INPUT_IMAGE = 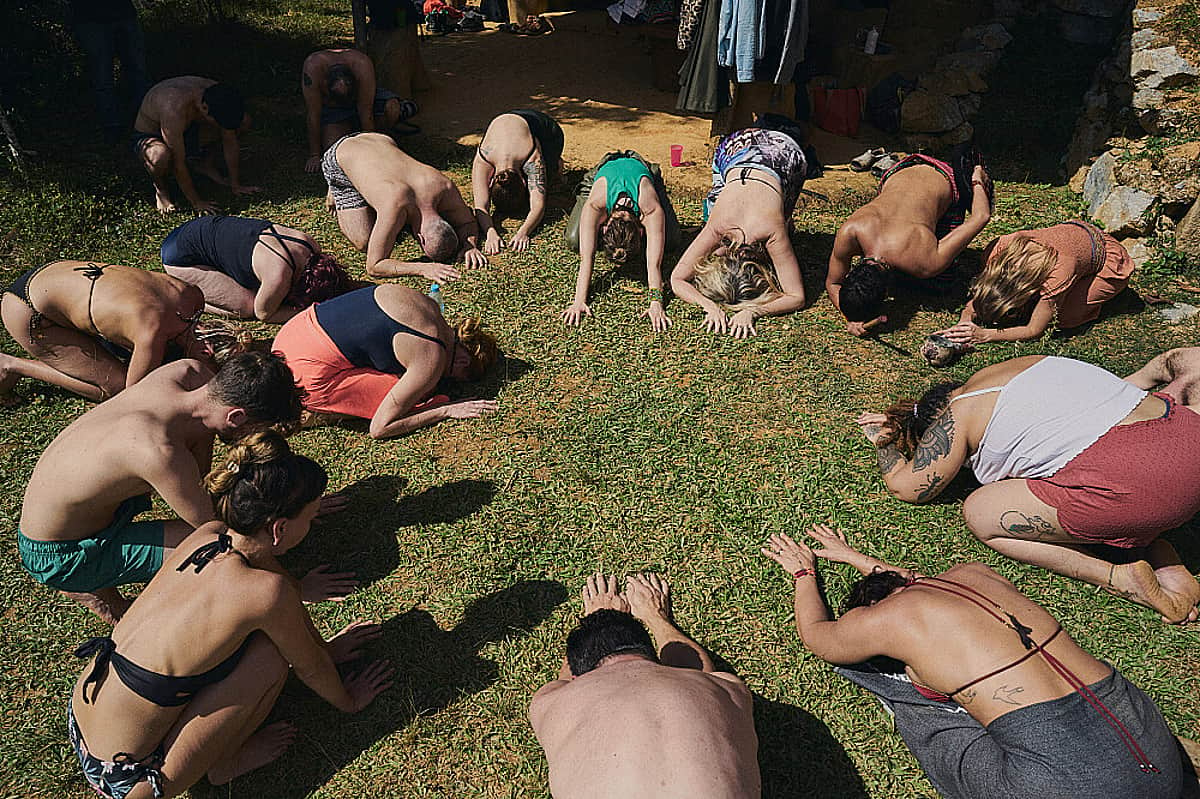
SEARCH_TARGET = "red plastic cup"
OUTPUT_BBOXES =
[670,145,684,167]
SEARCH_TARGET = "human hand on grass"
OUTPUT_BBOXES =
[643,301,671,332]
[944,322,990,346]
[420,263,461,283]
[703,306,728,334]
[509,231,531,252]
[305,155,322,173]
[729,309,757,338]
[804,524,859,565]
[761,533,816,576]
[562,302,591,326]
[344,660,394,711]
[483,228,503,256]
[463,248,488,269]
[300,565,359,603]
[443,399,498,420]
[856,412,895,446]
[327,621,382,663]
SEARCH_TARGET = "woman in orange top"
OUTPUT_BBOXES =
[939,221,1135,346]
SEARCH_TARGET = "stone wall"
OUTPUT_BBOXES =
[1071,0,1200,262]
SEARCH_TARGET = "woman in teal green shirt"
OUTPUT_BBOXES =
[562,151,681,332]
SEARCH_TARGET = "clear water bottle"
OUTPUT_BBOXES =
[429,282,444,313]
[864,26,880,55]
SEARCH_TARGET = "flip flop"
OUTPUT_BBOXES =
[870,154,900,178]
[397,99,419,121]
[850,147,886,172]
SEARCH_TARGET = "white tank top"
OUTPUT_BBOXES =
[955,357,1147,484]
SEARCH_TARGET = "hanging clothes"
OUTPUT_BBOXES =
[717,0,766,83]
[755,0,809,84]
[676,0,729,113]
[677,0,704,49]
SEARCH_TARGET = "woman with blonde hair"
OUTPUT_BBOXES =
[67,430,390,799]
[271,283,500,439]
[938,221,1135,347]
[670,126,809,338]
[561,151,681,331]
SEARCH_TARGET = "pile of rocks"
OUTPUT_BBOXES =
[899,21,1014,152]
[1071,1,1200,261]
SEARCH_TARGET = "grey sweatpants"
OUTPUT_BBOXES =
[836,662,1182,799]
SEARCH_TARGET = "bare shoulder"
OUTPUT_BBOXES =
[705,670,752,698]
[529,679,572,725]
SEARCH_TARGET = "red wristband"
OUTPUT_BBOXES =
[792,568,814,580]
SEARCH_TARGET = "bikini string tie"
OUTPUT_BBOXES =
[176,532,233,574]
[74,636,117,704]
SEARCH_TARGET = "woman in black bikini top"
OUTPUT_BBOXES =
[0,259,231,404]
[760,525,1184,798]
[67,431,392,799]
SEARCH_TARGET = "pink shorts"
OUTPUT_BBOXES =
[272,305,399,420]
[1028,395,1200,548]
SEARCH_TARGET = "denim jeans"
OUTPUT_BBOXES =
[73,15,149,132]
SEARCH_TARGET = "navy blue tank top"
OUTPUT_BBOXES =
[314,286,444,374]
[161,217,314,291]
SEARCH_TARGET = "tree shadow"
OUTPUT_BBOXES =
[204,579,568,799]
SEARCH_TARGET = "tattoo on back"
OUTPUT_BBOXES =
[999,510,1057,540]
[992,685,1026,706]
[959,688,977,706]
[877,444,904,474]
[914,473,944,503]
[912,409,955,471]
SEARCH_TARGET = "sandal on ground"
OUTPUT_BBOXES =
[850,147,886,172]
[397,99,419,121]
[870,153,900,177]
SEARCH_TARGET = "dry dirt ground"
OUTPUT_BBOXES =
[412,11,882,197]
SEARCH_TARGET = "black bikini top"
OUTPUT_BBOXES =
[75,532,251,708]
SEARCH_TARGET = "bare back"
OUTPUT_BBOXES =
[26,260,202,348]
[20,361,212,540]
[868,563,1110,726]
[708,174,786,247]
[134,76,213,137]
[841,164,953,273]
[70,525,284,761]
[531,659,759,799]
[477,113,536,171]
[337,133,454,213]
[301,49,372,106]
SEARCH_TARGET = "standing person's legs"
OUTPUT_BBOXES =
[0,293,127,401]
[73,20,120,136]
[123,634,294,799]
[963,480,1200,622]
[112,15,150,118]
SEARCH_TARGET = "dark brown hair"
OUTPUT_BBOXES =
[601,212,644,265]
[490,169,528,216]
[204,430,328,534]
[881,381,963,456]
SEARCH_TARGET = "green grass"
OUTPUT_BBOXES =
[2,3,1199,798]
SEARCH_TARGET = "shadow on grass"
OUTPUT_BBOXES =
[471,354,534,402]
[394,478,498,526]
[755,693,870,799]
[208,579,568,799]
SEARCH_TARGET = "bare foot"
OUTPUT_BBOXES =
[154,186,178,213]
[1107,557,1199,624]
[208,721,297,785]
[0,356,21,407]
[63,589,132,625]
[581,573,628,615]
[625,573,672,624]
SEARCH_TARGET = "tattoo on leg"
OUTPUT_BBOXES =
[912,408,955,471]
[877,444,904,474]
[999,510,1057,540]
[992,685,1026,706]
[915,473,945,503]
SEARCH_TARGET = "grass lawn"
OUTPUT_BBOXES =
[1,2,1198,797]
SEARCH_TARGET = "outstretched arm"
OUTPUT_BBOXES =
[625,573,715,672]
[945,297,1054,345]
[511,151,548,249]
[761,532,900,664]
[563,195,604,325]
[857,405,970,504]
[471,151,501,254]
[352,56,377,134]
[825,223,859,316]
[364,205,457,280]
[669,223,729,332]
[442,187,487,268]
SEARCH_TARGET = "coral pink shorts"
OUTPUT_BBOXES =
[1028,395,1200,548]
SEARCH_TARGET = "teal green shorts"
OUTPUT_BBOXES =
[18,495,165,593]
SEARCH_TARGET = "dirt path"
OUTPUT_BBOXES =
[414,12,881,198]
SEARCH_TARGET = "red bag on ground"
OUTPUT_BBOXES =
[812,87,865,137]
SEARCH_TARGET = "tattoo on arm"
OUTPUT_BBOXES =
[524,156,546,195]
[999,510,1058,540]
[303,72,313,87]
[992,685,1026,706]
[911,408,955,471]
[877,443,904,475]
[914,473,945,503]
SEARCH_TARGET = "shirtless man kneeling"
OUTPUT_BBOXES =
[133,76,260,214]
[17,352,303,624]
[322,132,487,282]
[827,148,993,336]
[530,573,760,799]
